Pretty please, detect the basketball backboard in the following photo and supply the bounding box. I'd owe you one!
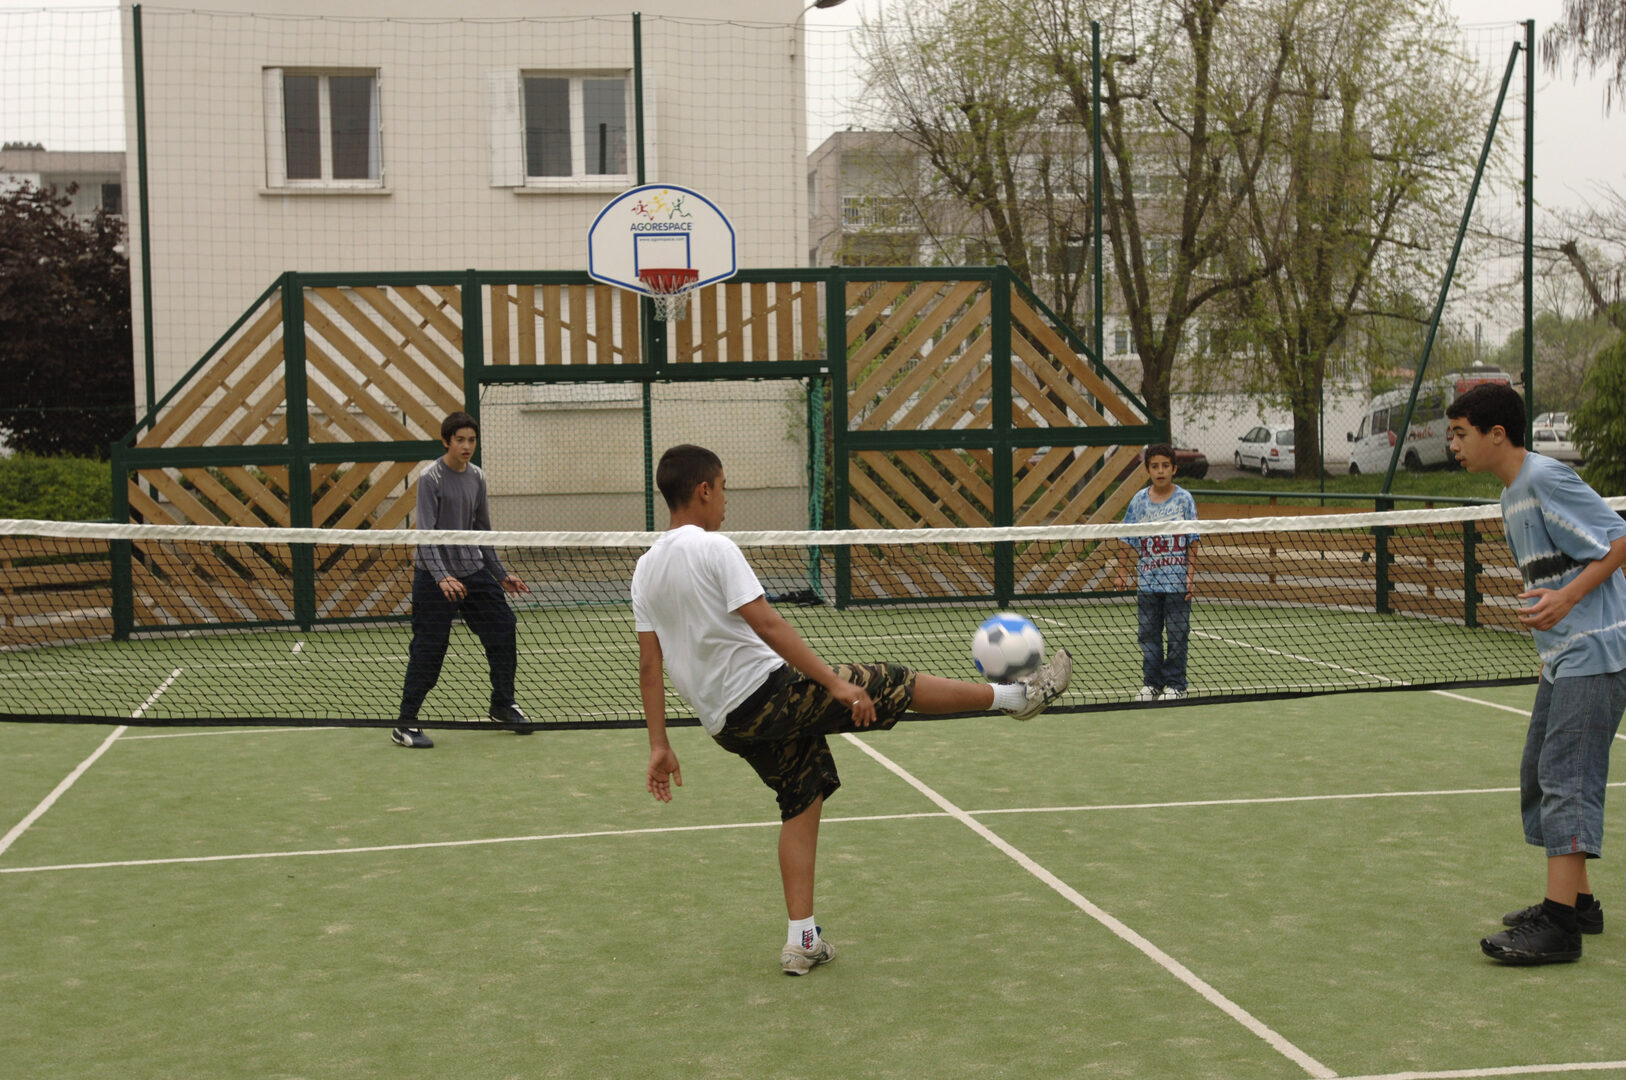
[586,184,737,296]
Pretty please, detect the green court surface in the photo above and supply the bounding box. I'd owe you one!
[0,596,1535,726]
[4,686,1626,1080]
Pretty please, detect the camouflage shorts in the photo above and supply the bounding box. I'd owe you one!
[713,662,917,821]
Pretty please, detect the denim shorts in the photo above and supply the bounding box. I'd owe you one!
[1520,669,1626,858]
[712,662,916,822]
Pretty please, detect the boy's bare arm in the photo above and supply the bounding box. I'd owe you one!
[638,630,682,800]
[1518,535,1626,631]
[736,596,877,726]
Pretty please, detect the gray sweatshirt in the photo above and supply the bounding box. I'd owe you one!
[413,458,509,582]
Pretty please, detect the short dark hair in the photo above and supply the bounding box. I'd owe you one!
[656,444,723,510]
[441,411,479,443]
[1445,384,1524,448]
[1143,442,1176,469]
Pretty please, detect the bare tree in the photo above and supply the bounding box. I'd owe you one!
[1542,0,1626,112]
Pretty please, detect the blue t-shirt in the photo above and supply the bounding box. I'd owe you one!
[1122,485,1199,594]
[1501,452,1626,678]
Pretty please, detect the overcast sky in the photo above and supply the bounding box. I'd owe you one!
[806,0,1625,215]
[2,0,1619,215]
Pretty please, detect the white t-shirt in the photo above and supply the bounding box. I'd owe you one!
[630,525,784,735]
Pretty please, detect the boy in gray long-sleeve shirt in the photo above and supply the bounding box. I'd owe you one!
[393,411,530,748]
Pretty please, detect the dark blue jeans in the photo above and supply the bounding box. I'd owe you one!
[398,568,517,722]
[1137,592,1190,692]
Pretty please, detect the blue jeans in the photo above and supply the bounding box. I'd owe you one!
[1521,670,1626,858]
[1137,591,1190,692]
[398,568,518,722]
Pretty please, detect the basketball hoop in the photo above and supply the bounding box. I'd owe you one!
[638,267,699,322]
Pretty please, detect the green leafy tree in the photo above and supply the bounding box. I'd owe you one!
[1491,310,1617,415]
[0,182,134,458]
[1570,332,1626,495]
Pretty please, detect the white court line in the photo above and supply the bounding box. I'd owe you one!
[1192,628,1406,685]
[120,726,345,741]
[839,731,1336,1080]
[0,812,945,874]
[0,668,180,859]
[16,782,1621,875]
[1433,689,1626,742]
[1338,1063,1626,1080]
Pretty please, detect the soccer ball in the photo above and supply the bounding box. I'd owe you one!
[971,612,1045,682]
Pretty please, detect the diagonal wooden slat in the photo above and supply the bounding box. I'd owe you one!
[846,281,949,394]
[1011,295,1144,424]
[311,288,462,414]
[844,280,910,349]
[141,298,283,447]
[394,284,463,356]
[858,283,987,431]
[152,335,286,450]
[300,318,439,436]
[1011,336,1110,426]
[350,287,464,389]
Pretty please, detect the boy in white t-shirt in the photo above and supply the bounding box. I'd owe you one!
[631,444,1072,975]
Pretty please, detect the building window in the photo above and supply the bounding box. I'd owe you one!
[1113,329,1129,354]
[489,71,631,189]
[101,182,122,215]
[263,69,382,189]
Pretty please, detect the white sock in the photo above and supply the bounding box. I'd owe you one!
[787,916,819,951]
[991,683,1026,711]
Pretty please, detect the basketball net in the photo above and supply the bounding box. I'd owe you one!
[638,267,699,322]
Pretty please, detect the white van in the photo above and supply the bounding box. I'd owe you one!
[1346,368,1514,475]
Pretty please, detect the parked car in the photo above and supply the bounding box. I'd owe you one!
[1531,425,1583,465]
[1235,426,1295,476]
[1533,411,1570,434]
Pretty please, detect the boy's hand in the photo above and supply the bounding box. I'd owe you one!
[438,576,466,601]
[834,683,877,727]
[646,745,682,802]
[502,574,530,594]
[1517,587,1574,631]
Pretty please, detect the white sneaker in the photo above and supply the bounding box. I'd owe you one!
[1133,685,1158,702]
[1006,649,1073,721]
[781,930,835,975]
[1159,688,1186,701]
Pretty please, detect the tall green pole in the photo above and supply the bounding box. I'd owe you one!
[633,12,657,530]
[1380,41,1522,497]
[132,4,157,416]
[1091,20,1103,368]
[1523,19,1535,446]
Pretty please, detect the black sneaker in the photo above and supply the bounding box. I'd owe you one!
[391,727,433,748]
[1503,900,1603,935]
[490,703,533,734]
[1480,911,1583,965]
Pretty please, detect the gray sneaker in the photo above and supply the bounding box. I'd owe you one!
[1007,648,1073,721]
[781,930,835,975]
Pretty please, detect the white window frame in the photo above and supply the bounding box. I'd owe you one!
[487,69,642,193]
[263,67,385,192]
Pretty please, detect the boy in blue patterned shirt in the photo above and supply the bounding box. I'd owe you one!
[1119,443,1200,702]
[1447,384,1626,965]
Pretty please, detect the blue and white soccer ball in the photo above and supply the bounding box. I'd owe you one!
[971,612,1045,682]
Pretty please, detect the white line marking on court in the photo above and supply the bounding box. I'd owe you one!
[17,780,1617,875]
[1429,690,1532,716]
[1337,1061,1626,1080]
[292,641,304,654]
[839,732,1337,1080]
[0,668,180,860]
[0,812,947,874]
[1192,629,1405,685]
[120,726,345,741]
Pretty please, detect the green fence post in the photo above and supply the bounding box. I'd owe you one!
[992,268,1014,605]
[1374,496,1392,616]
[828,268,851,608]
[1464,519,1480,629]
[281,272,315,630]
[462,268,484,442]
[110,441,133,640]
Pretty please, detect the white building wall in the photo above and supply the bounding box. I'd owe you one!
[119,0,811,417]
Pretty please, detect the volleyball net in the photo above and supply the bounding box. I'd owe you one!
[2,500,1596,730]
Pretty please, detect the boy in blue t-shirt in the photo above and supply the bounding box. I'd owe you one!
[1447,384,1626,965]
[1118,443,1199,702]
